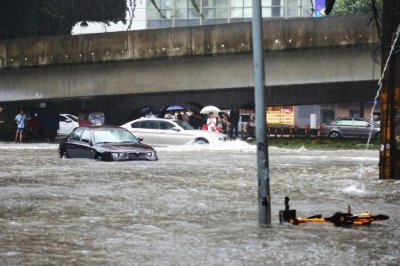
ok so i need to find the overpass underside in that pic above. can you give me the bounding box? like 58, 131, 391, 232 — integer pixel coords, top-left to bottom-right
0, 44, 379, 107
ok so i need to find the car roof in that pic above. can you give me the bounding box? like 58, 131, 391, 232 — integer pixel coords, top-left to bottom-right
76, 125, 125, 130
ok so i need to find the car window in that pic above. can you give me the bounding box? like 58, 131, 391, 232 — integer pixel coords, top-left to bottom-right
65, 115, 78, 122
59, 115, 67, 122
340, 119, 353, 126
140, 120, 159, 129
173, 120, 194, 130
353, 119, 369, 127
131, 121, 141, 128
81, 129, 91, 142
94, 129, 139, 144
160, 121, 175, 130
69, 128, 83, 141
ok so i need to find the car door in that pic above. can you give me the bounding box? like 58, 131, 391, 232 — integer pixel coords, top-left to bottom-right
129, 120, 160, 145
353, 119, 372, 138
78, 129, 95, 158
159, 120, 192, 145
338, 118, 353, 137
65, 128, 83, 157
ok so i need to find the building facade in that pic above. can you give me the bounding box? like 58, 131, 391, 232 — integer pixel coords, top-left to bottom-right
147, 0, 314, 29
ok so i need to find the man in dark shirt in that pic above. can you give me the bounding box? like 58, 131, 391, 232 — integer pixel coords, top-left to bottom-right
229, 105, 240, 139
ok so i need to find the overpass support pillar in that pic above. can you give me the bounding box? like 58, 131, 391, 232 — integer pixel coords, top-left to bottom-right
379, 0, 400, 179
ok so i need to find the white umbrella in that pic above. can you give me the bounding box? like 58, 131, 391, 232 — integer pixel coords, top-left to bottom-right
200, 105, 221, 114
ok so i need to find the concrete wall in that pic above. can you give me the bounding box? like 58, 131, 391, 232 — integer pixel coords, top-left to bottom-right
0, 14, 377, 69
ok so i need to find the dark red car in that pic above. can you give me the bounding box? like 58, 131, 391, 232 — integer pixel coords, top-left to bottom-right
58, 126, 158, 161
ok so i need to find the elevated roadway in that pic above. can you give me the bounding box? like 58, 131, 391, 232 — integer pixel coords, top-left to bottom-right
0, 14, 380, 110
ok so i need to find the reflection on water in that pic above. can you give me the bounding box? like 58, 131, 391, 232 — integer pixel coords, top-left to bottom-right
0, 141, 399, 265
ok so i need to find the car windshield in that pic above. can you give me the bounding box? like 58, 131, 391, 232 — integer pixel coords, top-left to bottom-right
94, 129, 139, 144
172, 120, 194, 130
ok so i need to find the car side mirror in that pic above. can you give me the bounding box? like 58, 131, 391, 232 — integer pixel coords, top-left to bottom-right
138, 137, 143, 142
172, 127, 180, 132
82, 138, 90, 144
367, 124, 371, 127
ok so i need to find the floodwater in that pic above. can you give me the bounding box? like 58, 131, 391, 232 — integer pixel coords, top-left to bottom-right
0, 141, 399, 265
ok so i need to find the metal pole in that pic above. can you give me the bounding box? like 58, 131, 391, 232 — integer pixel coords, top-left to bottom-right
252, 0, 271, 224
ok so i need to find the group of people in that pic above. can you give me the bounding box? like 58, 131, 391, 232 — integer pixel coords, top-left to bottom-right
145, 105, 243, 139
205, 105, 241, 139
12, 109, 59, 142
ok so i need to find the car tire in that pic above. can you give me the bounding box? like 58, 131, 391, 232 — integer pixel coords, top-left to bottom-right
60, 151, 69, 159
194, 138, 209, 144
328, 131, 341, 138
95, 154, 103, 161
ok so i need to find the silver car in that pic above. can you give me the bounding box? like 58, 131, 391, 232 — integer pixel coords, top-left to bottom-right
319, 117, 380, 138
120, 118, 226, 145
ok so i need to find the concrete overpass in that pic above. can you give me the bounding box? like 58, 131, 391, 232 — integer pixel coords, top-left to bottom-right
0, 14, 380, 121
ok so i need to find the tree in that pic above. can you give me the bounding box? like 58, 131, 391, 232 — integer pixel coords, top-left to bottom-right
0, 0, 127, 39
331, 0, 382, 16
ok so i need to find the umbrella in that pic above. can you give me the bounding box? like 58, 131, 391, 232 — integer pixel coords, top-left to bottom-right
166, 105, 185, 111
187, 101, 203, 109
200, 105, 221, 114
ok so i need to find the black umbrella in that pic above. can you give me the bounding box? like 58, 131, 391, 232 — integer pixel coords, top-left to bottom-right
187, 101, 203, 109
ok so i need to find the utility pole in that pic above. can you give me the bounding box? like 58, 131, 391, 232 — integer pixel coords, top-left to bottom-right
380, 0, 400, 179
252, 0, 271, 224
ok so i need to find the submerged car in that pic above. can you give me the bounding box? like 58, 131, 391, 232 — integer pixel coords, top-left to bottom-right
120, 118, 226, 146
319, 117, 380, 138
59, 126, 158, 161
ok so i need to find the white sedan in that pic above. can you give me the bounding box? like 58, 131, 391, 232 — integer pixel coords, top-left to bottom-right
58, 114, 79, 136
120, 118, 226, 145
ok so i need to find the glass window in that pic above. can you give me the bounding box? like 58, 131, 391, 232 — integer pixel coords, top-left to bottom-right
94, 129, 139, 144
131, 121, 141, 128
65, 115, 78, 122
140, 120, 159, 129
81, 129, 91, 142
203, 8, 216, 18
175, 8, 188, 19
232, 0, 244, 7
188, 8, 200, 18
243, 7, 252, 17
173, 120, 194, 130
340, 119, 353, 126
176, 0, 188, 8
202, 0, 228, 8
230, 8, 243, 18
262, 0, 272, 6
243, 0, 252, 7
69, 128, 83, 141
59, 115, 67, 122
287, 7, 300, 17
160, 121, 175, 130
354, 119, 369, 127
215, 8, 228, 18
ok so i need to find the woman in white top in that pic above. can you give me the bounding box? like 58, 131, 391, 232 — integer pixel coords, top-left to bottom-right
206, 112, 217, 131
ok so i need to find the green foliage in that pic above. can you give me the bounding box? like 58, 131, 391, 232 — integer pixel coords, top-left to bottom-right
331, 0, 382, 16
0, 0, 127, 39
248, 137, 379, 150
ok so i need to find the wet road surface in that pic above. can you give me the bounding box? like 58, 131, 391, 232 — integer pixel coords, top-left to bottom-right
0, 142, 399, 265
